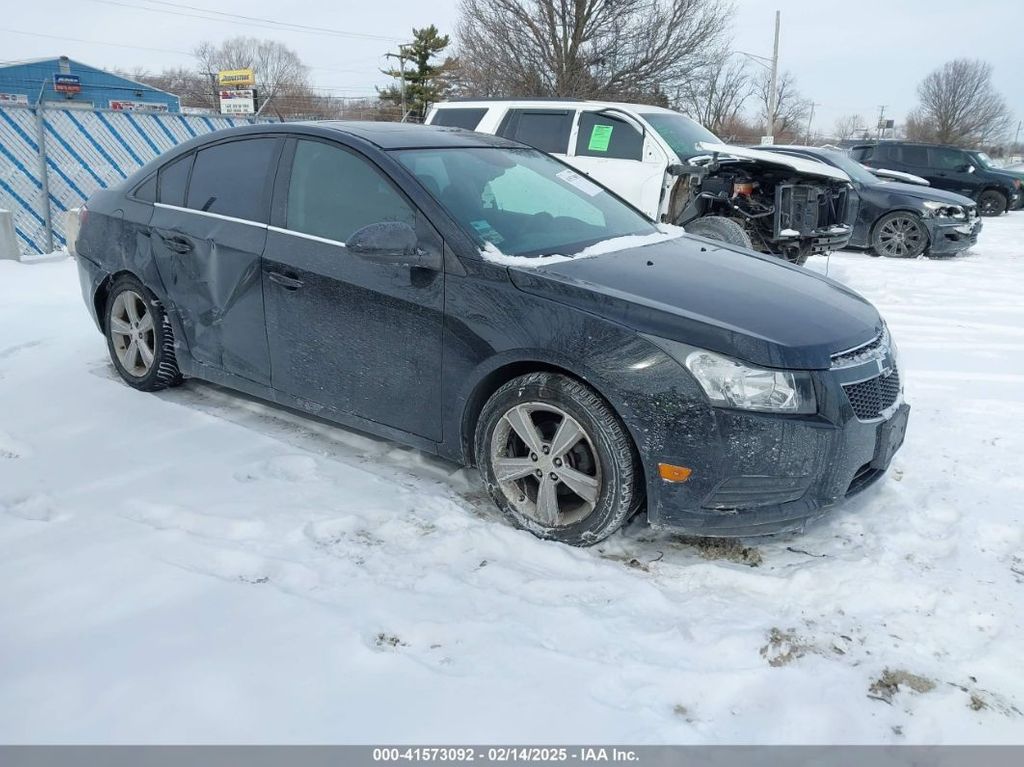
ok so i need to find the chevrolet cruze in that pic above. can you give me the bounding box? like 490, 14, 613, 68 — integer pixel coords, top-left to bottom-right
75, 122, 909, 545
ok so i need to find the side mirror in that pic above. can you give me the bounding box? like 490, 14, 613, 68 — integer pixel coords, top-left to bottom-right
347, 221, 420, 261
962, 164, 976, 174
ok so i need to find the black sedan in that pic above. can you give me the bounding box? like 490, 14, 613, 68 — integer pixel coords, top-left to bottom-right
767, 146, 982, 258
75, 122, 908, 545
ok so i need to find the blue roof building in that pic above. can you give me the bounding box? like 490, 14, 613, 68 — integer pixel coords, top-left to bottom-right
0, 56, 180, 112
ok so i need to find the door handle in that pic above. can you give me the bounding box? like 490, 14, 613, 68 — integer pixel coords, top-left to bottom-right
267, 271, 304, 290
163, 235, 193, 255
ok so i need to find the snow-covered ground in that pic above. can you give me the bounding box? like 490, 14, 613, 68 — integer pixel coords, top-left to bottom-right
1, 215, 1023, 745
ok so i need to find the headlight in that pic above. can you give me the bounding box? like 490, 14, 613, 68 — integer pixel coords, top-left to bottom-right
643, 336, 816, 413
922, 201, 966, 219
684, 351, 817, 413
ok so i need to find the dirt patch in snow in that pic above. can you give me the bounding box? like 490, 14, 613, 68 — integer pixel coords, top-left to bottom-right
674, 536, 763, 567
760, 628, 815, 667
375, 633, 408, 649
868, 668, 936, 703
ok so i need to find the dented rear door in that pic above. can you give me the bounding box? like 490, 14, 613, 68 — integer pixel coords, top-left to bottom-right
150, 137, 282, 385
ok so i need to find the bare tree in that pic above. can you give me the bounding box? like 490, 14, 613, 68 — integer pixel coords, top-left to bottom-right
833, 113, 867, 142
675, 50, 752, 134
453, 0, 732, 102
755, 69, 810, 141
194, 37, 309, 119
120, 66, 216, 110
905, 59, 1012, 146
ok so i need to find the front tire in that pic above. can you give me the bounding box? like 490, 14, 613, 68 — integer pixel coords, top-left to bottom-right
685, 216, 754, 250
104, 275, 183, 391
871, 212, 928, 258
474, 373, 643, 546
978, 189, 1007, 217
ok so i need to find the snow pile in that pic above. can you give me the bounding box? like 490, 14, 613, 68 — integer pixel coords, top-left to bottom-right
1, 216, 1023, 743
479, 228, 684, 268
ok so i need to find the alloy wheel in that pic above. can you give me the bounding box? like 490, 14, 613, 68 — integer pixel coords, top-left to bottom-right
489, 402, 602, 527
978, 191, 1004, 216
109, 290, 156, 377
877, 215, 925, 258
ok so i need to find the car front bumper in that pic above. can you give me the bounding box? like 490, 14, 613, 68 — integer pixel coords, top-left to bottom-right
644, 354, 909, 537
926, 217, 983, 255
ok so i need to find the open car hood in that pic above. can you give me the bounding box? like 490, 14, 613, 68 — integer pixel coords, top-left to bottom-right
694, 142, 851, 183
870, 167, 931, 186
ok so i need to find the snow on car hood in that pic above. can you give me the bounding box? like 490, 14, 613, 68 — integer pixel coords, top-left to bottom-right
869, 167, 931, 186
478, 225, 685, 268
694, 142, 851, 183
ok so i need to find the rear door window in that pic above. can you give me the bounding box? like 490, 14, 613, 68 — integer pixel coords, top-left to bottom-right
286, 139, 415, 244
898, 145, 929, 167
430, 108, 488, 131
574, 112, 643, 160
157, 153, 193, 206
497, 110, 574, 154
185, 138, 278, 222
931, 147, 967, 170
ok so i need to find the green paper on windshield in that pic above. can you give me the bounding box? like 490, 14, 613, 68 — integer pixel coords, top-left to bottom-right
588, 124, 613, 152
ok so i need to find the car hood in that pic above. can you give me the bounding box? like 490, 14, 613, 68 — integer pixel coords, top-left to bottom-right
985, 168, 1023, 186
867, 180, 976, 206
991, 166, 1024, 181
508, 236, 881, 370
694, 142, 852, 183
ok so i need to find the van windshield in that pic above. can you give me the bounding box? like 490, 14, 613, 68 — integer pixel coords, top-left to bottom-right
639, 113, 722, 159
394, 146, 656, 258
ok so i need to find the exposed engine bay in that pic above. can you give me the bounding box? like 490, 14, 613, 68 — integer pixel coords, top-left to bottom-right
668, 154, 853, 265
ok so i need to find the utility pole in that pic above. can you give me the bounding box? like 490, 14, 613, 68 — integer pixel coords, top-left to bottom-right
204, 71, 219, 113
805, 101, 818, 145
1014, 120, 1022, 160
766, 10, 781, 143
384, 45, 410, 122
876, 105, 887, 140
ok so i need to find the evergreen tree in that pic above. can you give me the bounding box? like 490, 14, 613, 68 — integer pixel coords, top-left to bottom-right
379, 25, 453, 122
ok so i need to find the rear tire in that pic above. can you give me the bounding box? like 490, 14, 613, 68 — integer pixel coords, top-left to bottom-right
978, 189, 1007, 217
685, 216, 754, 250
474, 373, 643, 546
104, 275, 183, 391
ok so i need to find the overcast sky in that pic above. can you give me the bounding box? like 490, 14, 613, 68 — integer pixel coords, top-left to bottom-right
2, 0, 1021, 136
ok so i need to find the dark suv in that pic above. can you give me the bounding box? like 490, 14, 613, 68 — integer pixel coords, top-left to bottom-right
850, 141, 1021, 216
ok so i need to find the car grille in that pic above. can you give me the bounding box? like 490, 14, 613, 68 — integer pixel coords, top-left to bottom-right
843, 366, 901, 420
830, 327, 888, 369
776, 183, 850, 236
819, 186, 848, 227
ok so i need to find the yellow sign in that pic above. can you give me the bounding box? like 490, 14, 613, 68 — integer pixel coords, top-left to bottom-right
217, 68, 255, 88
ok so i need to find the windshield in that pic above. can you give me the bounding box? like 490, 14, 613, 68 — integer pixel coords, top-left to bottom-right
803, 148, 878, 184
394, 147, 656, 258
639, 112, 722, 159
970, 151, 994, 168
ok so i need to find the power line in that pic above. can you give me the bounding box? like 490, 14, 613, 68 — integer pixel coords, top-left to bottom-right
84, 0, 403, 42
0, 26, 192, 58
138, 0, 402, 41
0, 27, 384, 78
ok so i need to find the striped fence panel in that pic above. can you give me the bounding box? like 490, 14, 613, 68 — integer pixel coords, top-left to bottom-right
0, 105, 277, 255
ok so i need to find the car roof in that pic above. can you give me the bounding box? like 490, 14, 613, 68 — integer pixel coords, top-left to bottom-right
432, 99, 681, 117
313, 121, 520, 149
172, 120, 521, 151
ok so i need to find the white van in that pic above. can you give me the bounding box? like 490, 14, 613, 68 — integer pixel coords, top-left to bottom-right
425, 100, 853, 264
